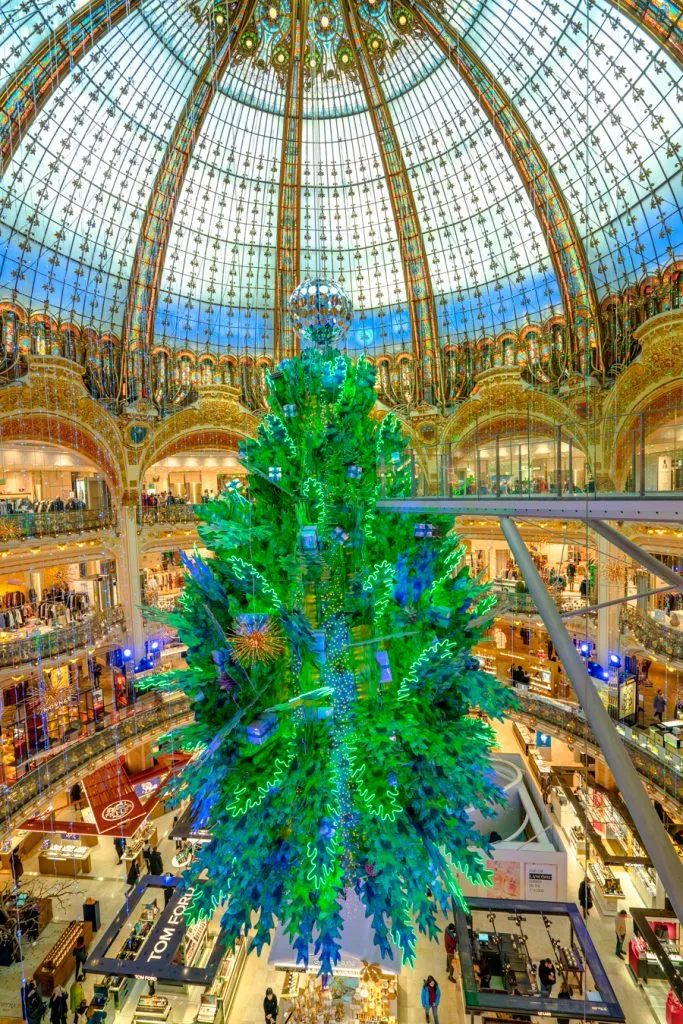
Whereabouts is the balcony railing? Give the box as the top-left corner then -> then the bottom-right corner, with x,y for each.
138,504 -> 197,527
513,689 -> 683,805
0,606 -> 124,669
0,508 -> 116,542
0,690 -> 191,820
621,605 -> 683,662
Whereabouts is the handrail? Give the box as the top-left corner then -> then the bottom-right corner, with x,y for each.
621,604 -> 683,661
513,689 -> 683,805
0,605 -> 124,668
0,690 -> 191,821
138,504 -> 197,526
0,508 -> 117,541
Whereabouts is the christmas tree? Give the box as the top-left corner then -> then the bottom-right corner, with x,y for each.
143,281 -> 509,975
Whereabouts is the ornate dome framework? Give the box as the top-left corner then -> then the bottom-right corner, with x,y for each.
1,0 -> 682,405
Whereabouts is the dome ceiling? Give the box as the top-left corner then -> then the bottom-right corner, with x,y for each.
0,0 -> 682,374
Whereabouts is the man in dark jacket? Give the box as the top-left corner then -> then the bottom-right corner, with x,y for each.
538,958 -> 556,997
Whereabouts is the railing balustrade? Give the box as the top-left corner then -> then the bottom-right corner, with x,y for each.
0,508 -> 116,542
0,606 -> 124,668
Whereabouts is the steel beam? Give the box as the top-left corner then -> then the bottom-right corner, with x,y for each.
1,0 -> 141,175
376,495 -> 683,522
609,0 -> 683,70
119,0 -> 257,398
408,0 -> 602,371
273,0 -> 306,362
342,1 -> 444,407
499,515 -> 683,925
590,519 -> 683,596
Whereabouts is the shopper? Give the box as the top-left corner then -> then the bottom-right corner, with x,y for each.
142,840 -> 152,872
421,976 -> 440,1024
22,979 -> 44,1024
173,815 -> 182,851
69,782 -> 83,811
10,849 -> 23,885
444,922 -> 458,981
578,878 -> 593,918
149,848 -> 164,875
557,979 -> 573,1024
50,986 -> 67,1024
615,909 -> 628,958
566,562 -> 576,590
126,858 -> 140,890
113,836 -> 126,864
72,935 -> 87,982
538,957 -> 556,997
73,1000 -> 88,1024
263,987 -> 278,1024
653,689 -> 667,723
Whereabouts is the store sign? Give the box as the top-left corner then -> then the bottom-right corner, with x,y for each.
525,863 -> 557,900
87,876 -> 227,985
535,731 -> 552,748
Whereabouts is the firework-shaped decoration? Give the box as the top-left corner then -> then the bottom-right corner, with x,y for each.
229,613 -> 286,666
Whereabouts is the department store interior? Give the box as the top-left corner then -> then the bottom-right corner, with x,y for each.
2,0 -> 683,1022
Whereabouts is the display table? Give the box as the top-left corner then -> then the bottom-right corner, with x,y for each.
35,920 -> 93,995
0,829 -> 43,870
513,722 -> 534,754
122,823 -> 159,871
39,846 -> 92,876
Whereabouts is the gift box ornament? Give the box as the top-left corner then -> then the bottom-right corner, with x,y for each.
346,463 -> 362,479
246,713 -> 278,744
390,451 -> 401,465
427,605 -> 452,628
332,526 -> 349,544
414,522 -> 434,539
300,524 -> 318,551
268,465 -> 282,482
375,649 -> 392,683
283,404 -> 297,418
311,629 -> 327,664
226,478 -> 242,492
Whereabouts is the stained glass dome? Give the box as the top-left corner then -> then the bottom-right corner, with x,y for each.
1,0 -> 682,380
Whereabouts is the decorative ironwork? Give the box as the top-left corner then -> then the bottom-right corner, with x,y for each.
0,0 -> 142,176
0,606 -> 124,669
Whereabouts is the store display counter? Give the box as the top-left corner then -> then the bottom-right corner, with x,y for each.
122,823 -> 159,870
589,862 -> 623,916
0,829 -> 43,870
96,976 -> 132,1013
196,937 -> 247,1024
39,846 -> 92,876
513,722 -> 534,754
134,995 -> 172,1024
35,920 -> 93,995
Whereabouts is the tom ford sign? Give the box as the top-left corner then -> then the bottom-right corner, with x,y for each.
86,875 -> 229,985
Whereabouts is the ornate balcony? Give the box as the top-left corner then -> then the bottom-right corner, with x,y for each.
0,605 -> 124,669
621,605 -> 683,662
138,504 -> 198,527
0,508 -> 117,542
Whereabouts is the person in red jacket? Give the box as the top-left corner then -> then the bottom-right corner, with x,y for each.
444,922 -> 458,982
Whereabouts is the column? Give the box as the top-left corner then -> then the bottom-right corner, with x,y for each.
596,535 -> 622,667
118,499 -> 145,659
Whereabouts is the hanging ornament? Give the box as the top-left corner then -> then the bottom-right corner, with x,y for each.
229,614 -> 285,666
346,463 -> 362,479
268,466 -> 283,483
246,714 -> 278,745
414,522 -> 434,539
300,524 -> 318,551
283,404 -> 297,418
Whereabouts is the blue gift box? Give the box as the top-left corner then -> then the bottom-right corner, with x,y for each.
375,650 -> 390,668
268,466 -> 282,482
301,525 -> 318,550
414,522 -> 434,539
283,404 -> 297,418
346,464 -> 362,479
246,714 -> 278,744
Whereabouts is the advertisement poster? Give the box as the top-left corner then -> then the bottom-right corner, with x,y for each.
525,863 -> 557,900
487,859 -> 521,898
619,680 -> 636,720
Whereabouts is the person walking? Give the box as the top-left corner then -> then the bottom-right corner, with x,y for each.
142,840 -> 152,873
50,986 -> 67,1024
22,979 -> 44,1024
149,848 -> 164,875
263,987 -> 278,1024
72,935 -> 87,982
126,857 -> 140,890
444,922 -> 458,982
10,849 -> 23,886
578,878 -> 593,918
557,979 -> 573,1024
538,957 -> 556,997
421,976 -> 440,1024
113,836 -> 125,864
69,782 -> 83,812
615,909 -> 628,958
653,690 -> 667,723
567,562 -> 576,591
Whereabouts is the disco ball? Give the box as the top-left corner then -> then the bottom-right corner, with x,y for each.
289,279 -> 352,344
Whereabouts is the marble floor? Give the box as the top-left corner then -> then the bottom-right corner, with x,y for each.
0,719 -> 669,1024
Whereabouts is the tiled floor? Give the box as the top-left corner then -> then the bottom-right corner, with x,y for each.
1,720 -> 668,1024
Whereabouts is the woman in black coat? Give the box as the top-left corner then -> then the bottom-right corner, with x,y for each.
578,878 -> 593,917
